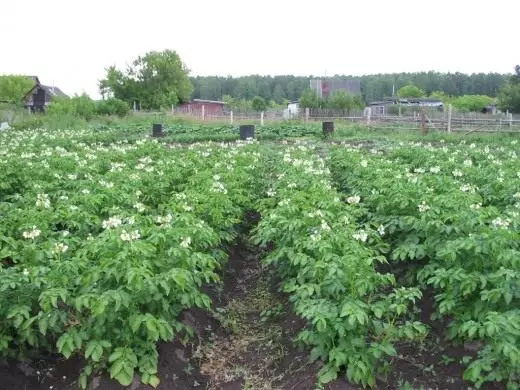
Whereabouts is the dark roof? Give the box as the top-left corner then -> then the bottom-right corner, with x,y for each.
40,85 -> 68,98
23,79 -> 69,102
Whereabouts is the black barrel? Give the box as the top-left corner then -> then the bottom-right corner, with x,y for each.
239,125 -> 255,140
152,123 -> 164,137
322,121 -> 334,136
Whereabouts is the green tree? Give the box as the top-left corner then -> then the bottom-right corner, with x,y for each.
429,91 -> 452,103
189,72 -> 509,104
0,75 -> 34,105
251,96 -> 267,111
272,84 -> 285,103
498,66 -> 520,113
398,84 -> 425,98
327,91 -> 354,111
222,94 -> 235,108
299,88 -> 322,109
100,50 -> 193,110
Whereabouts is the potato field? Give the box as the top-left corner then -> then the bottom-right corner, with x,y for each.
0,125 -> 518,390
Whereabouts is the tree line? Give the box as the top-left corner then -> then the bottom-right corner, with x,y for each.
191,72 -> 509,103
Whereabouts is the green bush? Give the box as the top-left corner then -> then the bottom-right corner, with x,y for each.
47,94 -> 96,121
451,95 -> 494,113
96,98 -> 130,117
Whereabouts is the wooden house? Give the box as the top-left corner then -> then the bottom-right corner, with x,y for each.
23,76 -> 68,112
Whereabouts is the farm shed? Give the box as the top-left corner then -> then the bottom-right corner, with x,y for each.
23,76 -> 68,112
178,99 -> 227,115
284,101 -> 300,119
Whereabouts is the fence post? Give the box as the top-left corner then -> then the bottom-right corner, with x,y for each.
447,104 -> 453,133
509,112 -> 513,128
366,107 -> 371,126
171,104 -> 174,114
305,107 -> 310,123
398,104 -> 402,117
260,111 -> 264,126
202,105 -> 205,121
230,110 -> 233,124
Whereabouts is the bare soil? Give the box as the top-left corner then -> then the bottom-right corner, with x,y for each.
0,213 -> 506,390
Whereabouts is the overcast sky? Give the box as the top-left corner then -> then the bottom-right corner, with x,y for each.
2,0 -> 518,98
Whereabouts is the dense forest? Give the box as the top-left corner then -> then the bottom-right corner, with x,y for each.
191,72 -> 509,103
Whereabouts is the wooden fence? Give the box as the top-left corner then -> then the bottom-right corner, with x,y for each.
169,105 -> 520,133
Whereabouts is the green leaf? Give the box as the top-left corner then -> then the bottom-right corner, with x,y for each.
109,349 -> 123,363
129,315 -> 142,333
318,366 -> 338,384
57,333 -> 74,359
148,375 -> 160,388
38,315 -> 48,336
85,341 -> 103,362
79,374 -> 87,390
373,307 -> 384,319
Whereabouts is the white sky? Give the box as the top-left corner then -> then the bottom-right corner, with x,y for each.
1,0 -> 518,99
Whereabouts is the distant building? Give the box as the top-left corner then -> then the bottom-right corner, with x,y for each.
177,99 -> 227,115
283,101 -> 300,119
23,76 -> 68,112
310,78 -> 361,100
368,98 -> 443,115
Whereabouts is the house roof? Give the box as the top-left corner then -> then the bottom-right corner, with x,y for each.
23,80 -> 69,102
40,85 -> 68,98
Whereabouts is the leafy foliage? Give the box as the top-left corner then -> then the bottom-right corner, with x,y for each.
398,85 -> 425,98
299,88 -> 322,109
327,91 -> 365,112
0,130 -> 266,388
251,96 -> 267,112
191,72 -> 508,103
254,144 -> 426,387
498,66 -> 520,113
0,75 -> 35,105
329,141 -> 520,389
96,98 -> 130,117
47,94 -> 97,121
100,50 -> 193,110
450,95 -> 494,113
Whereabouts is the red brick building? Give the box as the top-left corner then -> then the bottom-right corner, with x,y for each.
178,99 -> 227,115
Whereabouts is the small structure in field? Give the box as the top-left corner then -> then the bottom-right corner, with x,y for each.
284,101 -> 300,119
177,99 -> 227,116
23,76 -> 68,112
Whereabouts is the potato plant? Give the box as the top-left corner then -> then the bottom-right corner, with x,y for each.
329,140 -> 520,389
0,129 -> 266,388
253,142 -> 426,387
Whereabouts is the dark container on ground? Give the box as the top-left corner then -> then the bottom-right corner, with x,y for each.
152,123 -> 164,137
322,121 -> 334,136
239,125 -> 255,140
